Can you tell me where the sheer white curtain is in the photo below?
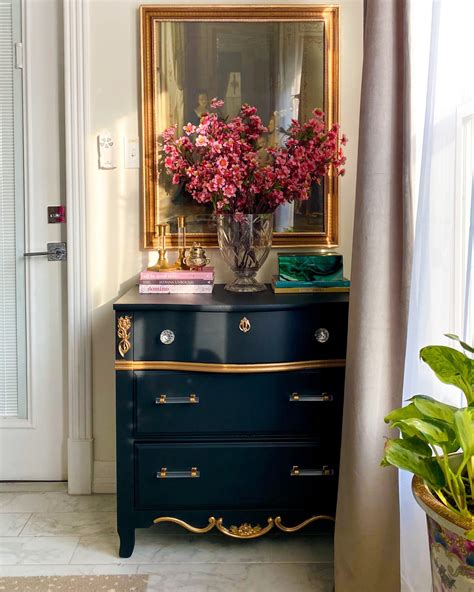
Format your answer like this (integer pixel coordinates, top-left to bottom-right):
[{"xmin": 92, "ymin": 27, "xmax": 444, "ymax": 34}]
[{"xmin": 401, "ymin": 1, "xmax": 474, "ymax": 590}]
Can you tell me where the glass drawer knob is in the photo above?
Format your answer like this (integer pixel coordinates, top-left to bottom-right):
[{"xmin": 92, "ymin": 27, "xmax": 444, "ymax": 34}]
[
  {"xmin": 160, "ymin": 329, "xmax": 175, "ymax": 345},
  {"xmin": 314, "ymin": 328, "xmax": 330, "ymax": 343}
]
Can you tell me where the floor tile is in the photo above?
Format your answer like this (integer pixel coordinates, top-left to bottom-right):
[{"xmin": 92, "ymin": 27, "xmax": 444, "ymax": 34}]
[
  {"xmin": 0, "ymin": 513, "xmax": 31, "ymax": 536},
  {"xmin": 0, "ymin": 536, "xmax": 79, "ymax": 565},
  {"xmin": 142, "ymin": 563, "xmax": 334, "ymax": 592},
  {"xmin": 0, "ymin": 564, "xmax": 139, "ymax": 577},
  {"xmin": 0, "ymin": 492, "xmax": 116, "ymax": 513},
  {"xmin": 20, "ymin": 512, "xmax": 116, "ymax": 537},
  {"xmin": 0, "ymin": 482, "xmax": 67, "ymax": 493},
  {"xmin": 70, "ymin": 533, "xmax": 332, "ymax": 565}
]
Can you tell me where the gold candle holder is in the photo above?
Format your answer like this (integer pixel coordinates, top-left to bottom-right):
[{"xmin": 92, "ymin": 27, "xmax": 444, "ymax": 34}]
[
  {"xmin": 148, "ymin": 224, "xmax": 176, "ymax": 271},
  {"xmin": 175, "ymin": 215, "xmax": 189, "ymax": 270}
]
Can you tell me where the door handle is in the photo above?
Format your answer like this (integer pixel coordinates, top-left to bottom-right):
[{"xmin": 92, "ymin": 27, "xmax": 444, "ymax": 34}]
[{"xmin": 24, "ymin": 242, "xmax": 67, "ymax": 261}]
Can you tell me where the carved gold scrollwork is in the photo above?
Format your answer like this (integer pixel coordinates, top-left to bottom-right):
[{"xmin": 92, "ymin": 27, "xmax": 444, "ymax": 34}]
[
  {"xmin": 117, "ymin": 316, "xmax": 132, "ymax": 358},
  {"xmin": 153, "ymin": 516, "xmax": 217, "ymax": 534},
  {"xmin": 216, "ymin": 517, "xmax": 274, "ymax": 539},
  {"xmin": 152, "ymin": 515, "xmax": 335, "ymax": 538},
  {"xmin": 274, "ymin": 515, "xmax": 335, "ymax": 533}
]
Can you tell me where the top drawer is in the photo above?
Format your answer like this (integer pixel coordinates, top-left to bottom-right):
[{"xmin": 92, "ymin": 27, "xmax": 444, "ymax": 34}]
[{"xmin": 117, "ymin": 304, "xmax": 348, "ymax": 364}]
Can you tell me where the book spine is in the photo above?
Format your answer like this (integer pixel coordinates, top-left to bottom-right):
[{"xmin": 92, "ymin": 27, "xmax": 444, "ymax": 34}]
[
  {"xmin": 273, "ymin": 278, "xmax": 350, "ymax": 288},
  {"xmin": 140, "ymin": 269, "xmax": 214, "ymax": 281},
  {"xmin": 139, "ymin": 285, "xmax": 214, "ymax": 294},
  {"xmin": 272, "ymin": 286, "xmax": 350, "ymax": 294},
  {"xmin": 139, "ymin": 279, "xmax": 213, "ymax": 286}
]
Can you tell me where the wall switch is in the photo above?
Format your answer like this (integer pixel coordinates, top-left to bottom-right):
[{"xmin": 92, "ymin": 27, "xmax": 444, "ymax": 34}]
[
  {"xmin": 124, "ymin": 137, "xmax": 140, "ymax": 169},
  {"xmin": 98, "ymin": 132, "xmax": 116, "ymax": 169}
]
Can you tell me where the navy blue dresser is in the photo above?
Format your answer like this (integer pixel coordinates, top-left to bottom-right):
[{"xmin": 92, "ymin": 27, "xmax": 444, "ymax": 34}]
[{"xmin": 114, "ymin": 285, "xmax": 348, "ymax": 557}]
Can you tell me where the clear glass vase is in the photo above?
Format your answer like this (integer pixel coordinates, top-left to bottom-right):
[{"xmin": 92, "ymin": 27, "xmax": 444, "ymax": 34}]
[{"xmin": 216, "ymin": 213, "xmax": 273, "ymax": 292}]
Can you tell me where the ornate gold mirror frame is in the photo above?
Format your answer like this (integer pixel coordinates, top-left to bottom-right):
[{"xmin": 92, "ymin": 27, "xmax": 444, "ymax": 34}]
[{"xmin": 140, "ymin": 5, "xmax": 339, "ymax": 249}]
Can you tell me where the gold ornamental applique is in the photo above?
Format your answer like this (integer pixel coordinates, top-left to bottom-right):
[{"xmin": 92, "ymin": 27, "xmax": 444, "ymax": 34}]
[
  {"xmin": 117, "ymin": 316, "xmax": 132, "ymax": 358},
  {"xmin": 239, "ymin": 317, "xmax": 251, "ymax": 333}
]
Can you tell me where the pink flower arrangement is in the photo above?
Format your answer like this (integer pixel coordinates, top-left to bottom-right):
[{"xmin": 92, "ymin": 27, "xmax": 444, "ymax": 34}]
[{"xmin": 161, "ymin": 98, "xmax": 347, "ymax": 215}]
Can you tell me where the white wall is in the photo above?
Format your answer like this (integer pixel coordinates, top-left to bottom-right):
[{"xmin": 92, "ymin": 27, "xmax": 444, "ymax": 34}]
[{"xmin": 87, "ymin": 0, "xmax": 363, "ymax": 490}]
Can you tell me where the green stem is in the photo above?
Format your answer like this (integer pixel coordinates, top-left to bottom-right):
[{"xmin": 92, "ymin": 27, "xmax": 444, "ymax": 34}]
[
  {"xmin": 440, "ymin": 450, "xmax": 462, "ymax": 511},
  {"xmin": 436, "ymin": 489, "xmax": 459, "ymax": 514}
]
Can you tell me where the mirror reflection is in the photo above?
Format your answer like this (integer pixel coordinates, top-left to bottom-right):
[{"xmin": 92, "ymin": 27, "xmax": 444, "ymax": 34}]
[{"xmin": 153, "ymin": 21, "xmax": 325, "ymax": 235}]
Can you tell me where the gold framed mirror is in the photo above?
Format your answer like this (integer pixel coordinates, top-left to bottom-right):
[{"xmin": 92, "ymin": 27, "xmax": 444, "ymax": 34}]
[{"xmin": 140, "ymin": 5, "xmax": 339, "ymax": 249}]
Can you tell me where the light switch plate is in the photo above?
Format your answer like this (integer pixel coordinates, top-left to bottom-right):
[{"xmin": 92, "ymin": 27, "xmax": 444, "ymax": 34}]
[
  {"xmin": 124, "ymin": 137, "xmax": 140, "ymax": 169},
  {"xmin": 98, "ymin": 132, "xmax": 116, "ymax": 169}
]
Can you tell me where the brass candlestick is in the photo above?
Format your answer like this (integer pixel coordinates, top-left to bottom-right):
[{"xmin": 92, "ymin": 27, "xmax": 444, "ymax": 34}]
[
  {"xmin": 175, "ymin": 215, "xmax": 189, "ymax": 270},
  {"xmin": 148, "ymin": 224, "xmax": 176, "ymax": 271}
]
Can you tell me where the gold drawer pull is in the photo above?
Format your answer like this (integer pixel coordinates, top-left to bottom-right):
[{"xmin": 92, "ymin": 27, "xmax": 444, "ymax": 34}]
[
  {"xmin": 157, "ymin": 467, "xmax": 199, "ymax": 479},
  {"xmin": 291, "ymin": 465, "xmax": 334, "ymax": 477},
  {"xmin": 155, "ymin": 394, "xmax": 199, "ymax": 405},
  {"xmin": 290, "ymin": 392, "xmax": 333, "ymax": 402}
]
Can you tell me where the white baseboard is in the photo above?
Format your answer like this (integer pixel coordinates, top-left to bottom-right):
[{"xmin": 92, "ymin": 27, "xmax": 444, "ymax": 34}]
[
  {"xmin": 67, "ymin": 438, "xmax": 93, "ymax": 494},
  {"xmin": 93, "ymin": 460, "xmax": 116, "ymax": 493}
]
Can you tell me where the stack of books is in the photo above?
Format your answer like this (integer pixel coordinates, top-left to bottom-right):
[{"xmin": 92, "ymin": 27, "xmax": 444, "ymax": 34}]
[
  {"xmin": 272, "ymin": 252, "xmax": 350, "ymax": 294},
  {"xmin": 139, "ymin": 267, "xmax": 215, "ymax": 294}
]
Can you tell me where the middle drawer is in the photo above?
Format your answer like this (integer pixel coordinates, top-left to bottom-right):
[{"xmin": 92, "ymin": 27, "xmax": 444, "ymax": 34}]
[{"xmin": 134, "ymin": 369, "xmax": 344, "ymax": 438}]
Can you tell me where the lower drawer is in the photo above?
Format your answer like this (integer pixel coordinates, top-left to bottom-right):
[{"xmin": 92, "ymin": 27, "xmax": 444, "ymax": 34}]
[
  {"xmin": 134, "ymin": 442, "xmax": 337, "ymax": 511},
  {"xmin": 134, "ymin": 370, "xmax": 344, "ymax": 437}
]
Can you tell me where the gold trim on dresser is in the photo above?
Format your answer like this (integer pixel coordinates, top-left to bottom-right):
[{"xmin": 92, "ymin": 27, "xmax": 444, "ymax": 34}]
[
  {"xmin": 115, "ymin": 359, "xmax": 346, "ymax": 373},
  {"xmin": 274, "ymin": 515, "xmax": 335, "ymax": 532},
  {"xmin": 153, "ymin": 515, "xmax": 335, "ymax": 538},
  {"xmin": 117, "ymin": 316, "xmax": 132, "ymax": 358},
  {"xmin": 153, "ymin": 516, "xmax": 217, "ymax": 534}
]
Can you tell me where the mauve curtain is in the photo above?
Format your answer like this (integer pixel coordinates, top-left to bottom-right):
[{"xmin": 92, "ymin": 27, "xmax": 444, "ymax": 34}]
[{"xmin": 334, "ymin": 1, "xmax": 413, "ymax": 591}]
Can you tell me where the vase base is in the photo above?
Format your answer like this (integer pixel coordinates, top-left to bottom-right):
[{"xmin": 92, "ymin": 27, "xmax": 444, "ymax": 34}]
[{"xmin": 224, "ymin": 277, "xmax": 267, "ymax": 293}]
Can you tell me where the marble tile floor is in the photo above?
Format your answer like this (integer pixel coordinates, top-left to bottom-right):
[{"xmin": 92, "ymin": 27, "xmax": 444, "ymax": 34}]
[{"xmin": 0, "ymin": 482, "xmax": 334, "ymax": 591}]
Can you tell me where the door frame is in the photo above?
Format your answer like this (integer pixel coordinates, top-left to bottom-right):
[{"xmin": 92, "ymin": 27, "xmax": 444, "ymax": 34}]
[{"xmin": 63, "ymin": 0, "xmax": 93, "ymax": 494}]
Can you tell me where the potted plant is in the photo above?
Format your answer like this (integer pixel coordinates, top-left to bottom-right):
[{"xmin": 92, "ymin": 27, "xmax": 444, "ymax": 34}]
[
  {"xmin": 161, "ymin": 99, "xmax": 346, "ymax": 292},
  {"xmin": 382, "ymin": 334, "xmax": 474, "ymax": 591}
]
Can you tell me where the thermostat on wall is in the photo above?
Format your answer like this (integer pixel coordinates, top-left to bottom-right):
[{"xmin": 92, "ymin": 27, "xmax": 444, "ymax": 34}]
[{"xmin": 98, "ymin": 132, "xmax": 116, "ymax": 169}]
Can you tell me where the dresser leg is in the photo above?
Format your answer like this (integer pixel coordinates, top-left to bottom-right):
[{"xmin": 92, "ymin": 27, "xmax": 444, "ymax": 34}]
[{"xmin": 118, "ymin": 528, "xmax": 135, "ymax": 558}]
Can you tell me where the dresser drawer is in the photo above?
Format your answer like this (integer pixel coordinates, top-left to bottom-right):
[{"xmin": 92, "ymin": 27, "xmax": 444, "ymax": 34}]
[
  {"xmin": 134, "ymin": 442, "xmax": 337, "ymax": 511},
  {"xmin": 131, "ymin": 305, "xmax": 348, "ymax": 364},
  {"xmin": 134, "ymin": 369, "xmax": 344, "ymax": 438}
]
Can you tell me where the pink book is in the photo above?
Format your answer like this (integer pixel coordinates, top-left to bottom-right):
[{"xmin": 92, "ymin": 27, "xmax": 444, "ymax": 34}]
[
  {"xmin": 140, "ymin": 267, "xmax": 214, "ymax": 281},
  {"xmin": 139, "ymin": 284, "xmax": 214, "ymax": 294}
]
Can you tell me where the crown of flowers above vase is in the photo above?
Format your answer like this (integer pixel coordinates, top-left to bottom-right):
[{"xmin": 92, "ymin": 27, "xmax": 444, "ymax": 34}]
[{"xmin": 161, "ymin": 98, "xmax": 347, "ymax": 216}]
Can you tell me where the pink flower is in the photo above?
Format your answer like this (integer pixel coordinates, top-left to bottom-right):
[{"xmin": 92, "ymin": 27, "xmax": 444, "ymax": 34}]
[
  {"xmin": 164, "ymin": 156, "xmax": 175, "ymax": 169},
  {"xmin": 214, "ymin": 175, "xmax": 225, "ymax": 189},
  {"xmin": 172, "ymin": 173, "xmax": 181, "ymax": 184},
  {"xmin": 210, "ymin": 98, "xmax": 224, "ymax": 109},
  {"xmin": 162, "ymin": 125, "xmax": 177, "ymax": 141},
  {"xmin": 217, "ymin": 156, "xmax": 228, "ymax": 170},
  {"xmin": 223, "ymin": 184, "xmax": 236, "ymax": 198},
  {"xmin": 233, "ymin": 211, "xmax": 246, "ymax": 223},
  {"xmin": 183, "ymin": 123, "xmax": 196, "ymax": 135},
  {"xmin": 195, "ymin": 134, "xmax": 208, "ymax": 147}
]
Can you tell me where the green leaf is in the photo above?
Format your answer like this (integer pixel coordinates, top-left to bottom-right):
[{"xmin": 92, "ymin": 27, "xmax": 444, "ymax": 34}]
[
  {"xmin": 392, "ymin": 418, "xmax": 449, "ymax": 445},
  {"xmin": 391, "ymin": 418, "xmax": 459, "ymax": 453},
  {"xmin": 465, "ymin": 529, "xmax": 474, "ymax": 541},
  {"xmin": 420, "ymin": 345, "xmax": 473, "ymax": 404},
  {"xmin": 384, "ymin": 403, "xmax": 423, "ymax": 424},
  {"xmin": 401, "ymin": 435, "xmax": 432, "ymax": 457},
  {"xmin": 453, "ymin": 407, "xmax": 474, "ymax": 458},
  {"xmin": 411, "ymin": 395, "xmax": 457, "ymax": 425},
  {"xmin": 445, "ymin": 334, "xmax": 474, "ymax": 354},
  {"xmin": 382, "ymin": 439, "xmax": 445, "ymax": 490}
]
